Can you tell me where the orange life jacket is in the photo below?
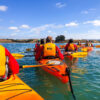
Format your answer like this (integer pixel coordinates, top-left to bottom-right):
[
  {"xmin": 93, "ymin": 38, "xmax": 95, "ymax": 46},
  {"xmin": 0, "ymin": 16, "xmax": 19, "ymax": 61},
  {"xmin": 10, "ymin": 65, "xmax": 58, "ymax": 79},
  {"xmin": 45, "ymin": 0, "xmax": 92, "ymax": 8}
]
[
  {"xmin": 44, "ymin": 43, "xmax": 56, "ymax": 57},
  {"xmin": 68, "ymin": 43, "xmax": 75, "ymax": 51}
]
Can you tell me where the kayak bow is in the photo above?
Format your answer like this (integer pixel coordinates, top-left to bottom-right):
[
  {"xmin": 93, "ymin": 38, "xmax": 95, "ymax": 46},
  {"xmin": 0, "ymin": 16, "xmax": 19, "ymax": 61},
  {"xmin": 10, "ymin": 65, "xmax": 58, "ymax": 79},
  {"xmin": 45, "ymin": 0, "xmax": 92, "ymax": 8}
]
[
  {"xmin": 38, "ymin": 58, "xmax": 69, "ymax": 84},
  {"xmin": 0, "ymin": 75, "xmax": 44, "ymax": 100}
]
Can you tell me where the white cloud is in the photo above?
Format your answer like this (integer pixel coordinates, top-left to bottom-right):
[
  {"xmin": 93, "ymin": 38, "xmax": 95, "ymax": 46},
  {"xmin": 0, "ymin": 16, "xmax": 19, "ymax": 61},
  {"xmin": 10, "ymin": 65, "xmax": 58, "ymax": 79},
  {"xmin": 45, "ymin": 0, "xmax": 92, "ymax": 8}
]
[
  {"xmin": 81, "ymin": 11, "xmax": 88, "ymax": 14},
  {"xmin": 81, "ymin": 8, "xmax": 96, "ymax": 14},
  {"xmin": 84, "ymin": 20, "xmax": 100, "ymax": 26},
  {"xmin": 47, "ymin": 30, "xmax": 52, "ymax": 33},
  {"xmin": 30, "ymin": 24, "xmax": 64, "ymax": 34},
  {"xmin": 30, "ymin": 24, "xmax": 49, "ymax": 34},
  {"xmin": 8, "ymin": 26, "xmax": 20, "ymax": 32},
  {"xmin": 65, "ymin": 22, "xmax": 78, "ymax": 27},
  {"xmin": 47, "ymin": 30, "xmax": 56, "ymax": 34},
  {"xmin": 20, "ymin": 24, "xmax": 30, "ymax": 29},
  {"xmin": 82, "ymin": 30, "xmax": 100, "ymax": 39},
  {"xmin": 0, "ymin": 5, "xmax": 8, "ymax": 11},
  {"xmin": 8, "ymin": 27, "xmax": 18, "ymax": 30},
  {"xmin": 50, "ymin": 24, "xmax": 64, "ymax": 28},
  {"xmin": 10, "ymin": 33, "xmax": 17, "ymax": 36},
  {"xmin": 56, "ymin": 2, "xmax": 66, "ymax": 8}
]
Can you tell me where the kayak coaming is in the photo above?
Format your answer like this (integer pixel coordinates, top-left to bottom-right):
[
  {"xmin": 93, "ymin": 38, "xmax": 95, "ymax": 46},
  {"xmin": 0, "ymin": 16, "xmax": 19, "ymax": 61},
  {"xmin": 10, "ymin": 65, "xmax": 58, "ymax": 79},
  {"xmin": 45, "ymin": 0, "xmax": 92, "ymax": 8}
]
[
  {"xmin": 38, "ymin": 58, "xmax": 69, "ymax": 84},
  {"xmin": 0, "ymin": 75, "xmax": 44, "ymax": 100}
]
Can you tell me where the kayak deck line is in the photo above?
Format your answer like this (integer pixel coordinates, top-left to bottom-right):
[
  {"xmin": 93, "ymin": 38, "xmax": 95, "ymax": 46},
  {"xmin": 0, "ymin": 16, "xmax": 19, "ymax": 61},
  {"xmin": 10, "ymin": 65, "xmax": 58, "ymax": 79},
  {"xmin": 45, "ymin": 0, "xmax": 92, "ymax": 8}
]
[
  {"xmin": 38, "ymin": 59, "xmax": 69, "ymax": 84},
  {"xmin": 0, "ymin": 75, "xmax": 44, "ymax": 100}
]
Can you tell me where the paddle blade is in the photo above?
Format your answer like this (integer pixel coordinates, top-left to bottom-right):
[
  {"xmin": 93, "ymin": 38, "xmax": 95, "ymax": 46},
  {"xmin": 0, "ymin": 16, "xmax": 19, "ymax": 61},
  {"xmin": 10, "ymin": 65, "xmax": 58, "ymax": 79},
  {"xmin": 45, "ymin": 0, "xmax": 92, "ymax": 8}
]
[
  {"xmin": 12, "ymin": 53, "xmax": 24, "ymax": 59},
  {"xmin": 95, "ymin": 45, "xmax": 100, "ymax": 48},
  {"xmin": 26, "ymin": 48, "xmax": 32, "ymax": 51}
]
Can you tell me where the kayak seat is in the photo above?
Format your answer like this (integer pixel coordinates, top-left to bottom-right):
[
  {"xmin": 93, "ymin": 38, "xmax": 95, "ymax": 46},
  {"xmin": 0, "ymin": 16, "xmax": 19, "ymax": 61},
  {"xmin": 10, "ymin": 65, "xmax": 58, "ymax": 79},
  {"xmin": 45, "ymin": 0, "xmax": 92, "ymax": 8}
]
[{"xmin": 44, "ymin": 56, "xmax": 56, "ymax": 59}]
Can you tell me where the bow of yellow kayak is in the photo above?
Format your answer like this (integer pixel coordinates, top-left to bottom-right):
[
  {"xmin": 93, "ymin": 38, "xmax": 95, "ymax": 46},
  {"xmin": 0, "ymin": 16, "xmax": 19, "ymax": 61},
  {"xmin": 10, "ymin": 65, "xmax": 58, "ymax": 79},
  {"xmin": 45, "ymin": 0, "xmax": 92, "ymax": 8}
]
[
  {"xmin": 71, "ymin": 52, "xmax": 88, "ymax": 57},
  {"xmin": 0, "ymin": 75, "xmax": 44, "ymax": 100},
  {"xmin": 64, "ymin": 52, "xmax": 88, "ymax": 58}
]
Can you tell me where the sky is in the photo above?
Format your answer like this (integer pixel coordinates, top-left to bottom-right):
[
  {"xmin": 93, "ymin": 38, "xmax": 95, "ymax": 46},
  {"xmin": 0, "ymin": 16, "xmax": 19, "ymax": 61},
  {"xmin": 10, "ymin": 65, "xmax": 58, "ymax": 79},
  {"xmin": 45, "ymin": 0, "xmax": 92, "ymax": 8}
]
[{"xmin": 0, "ymin": 0, "xmax": 100, "ymax": 39}]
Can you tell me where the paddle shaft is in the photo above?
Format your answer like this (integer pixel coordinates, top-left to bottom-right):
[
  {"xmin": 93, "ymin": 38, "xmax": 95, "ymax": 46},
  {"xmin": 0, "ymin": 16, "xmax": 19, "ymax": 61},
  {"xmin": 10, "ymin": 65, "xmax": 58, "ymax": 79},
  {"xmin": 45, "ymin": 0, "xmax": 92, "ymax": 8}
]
[
  {"xmin": 22, "ymin": 63, "xmax": 55, "ymax": 68},
  {"xmin": 66, "ymin": 68, "xmax": 76, "ymax": 100}
]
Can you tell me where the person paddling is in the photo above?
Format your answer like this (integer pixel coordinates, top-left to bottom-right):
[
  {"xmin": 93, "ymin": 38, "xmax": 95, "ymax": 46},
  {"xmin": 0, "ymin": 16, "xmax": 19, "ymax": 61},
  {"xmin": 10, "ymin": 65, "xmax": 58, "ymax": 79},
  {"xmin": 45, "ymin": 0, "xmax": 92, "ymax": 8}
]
[
  {"xmin": 35, "ymin": 39, "xmax": 45, "ymax": 60},
  {"xmin": 85, "ymin": 40, "xmax": 89, "ymax": 47},
  {"xmin": 65, "ymin": 39, "xmax": 78, "ymax": 52},
  {"xmin": 0, "ymin": 45, "xmax": 19, "ymax": 81},
  {"xmin": 40, "ymin": 39, "xmax": 45, "ymax": 47},
  {"xmin": 77, "ymin": 40, "xmax": 81, "ymax": 46},
  {"xmin": 88, "ymin": 40, "xmax": 93, "ymax": 47},
  {"xmin": 35, "ymin": 36, "xmax": 64, "ymax": 61},
  {"xmin": 35, "ymin": 40, "xmax": 40, "ymax": 48}
]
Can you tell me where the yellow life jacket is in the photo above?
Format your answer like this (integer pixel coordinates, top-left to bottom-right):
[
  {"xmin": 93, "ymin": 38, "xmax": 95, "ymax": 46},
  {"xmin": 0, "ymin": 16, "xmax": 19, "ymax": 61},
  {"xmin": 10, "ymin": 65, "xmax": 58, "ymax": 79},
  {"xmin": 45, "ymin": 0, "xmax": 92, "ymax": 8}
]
[
  {"xmin": 44, "ymin": 43, "xmax": 56, "ymax": 57},
  {"xmin": 0, "ymin": 45, "xmax": 6, "ymax": 77},
  {"xmin": 68, "ymin": 43, "xmax": 75, "ymax": 51}
]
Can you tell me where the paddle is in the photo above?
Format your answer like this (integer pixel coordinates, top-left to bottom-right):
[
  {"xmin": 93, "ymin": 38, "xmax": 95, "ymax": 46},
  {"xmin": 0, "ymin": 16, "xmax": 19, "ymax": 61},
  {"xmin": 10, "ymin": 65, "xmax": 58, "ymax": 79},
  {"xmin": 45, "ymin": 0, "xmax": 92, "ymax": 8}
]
[
  {"xmin": 66, "ymin": 68, "xmax": 76, "ymax": 100},
  {"xmin": 19, "ymin": 63, "xmax": 55, "ymax": 69},
  {"xmin": 22, "ymin": 63, "xmax": 54, "ymax": 68},
  {"xmin": 12, "ymin": 53, "xmax": 34, "ymax": 59}
]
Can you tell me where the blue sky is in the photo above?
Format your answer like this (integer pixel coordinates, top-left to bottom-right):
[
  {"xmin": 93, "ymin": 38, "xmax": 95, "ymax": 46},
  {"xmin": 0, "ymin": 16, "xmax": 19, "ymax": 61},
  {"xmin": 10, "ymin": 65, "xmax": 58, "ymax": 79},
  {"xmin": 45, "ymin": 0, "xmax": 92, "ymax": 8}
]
[{"xmin": 0, "ymin": 0, "xmax": 100, "ymax": 39}]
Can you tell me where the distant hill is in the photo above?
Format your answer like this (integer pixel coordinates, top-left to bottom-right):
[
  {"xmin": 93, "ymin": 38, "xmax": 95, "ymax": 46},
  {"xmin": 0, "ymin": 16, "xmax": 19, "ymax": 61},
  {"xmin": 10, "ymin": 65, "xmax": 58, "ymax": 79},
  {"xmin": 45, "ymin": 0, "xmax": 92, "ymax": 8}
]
[
  {"xmin": 0, "ymin": 39, "xmax": 99, "ymax": 43},
  {"xmin": 0, "ymin": 39, "xmax": 37, "ymax": 43}
]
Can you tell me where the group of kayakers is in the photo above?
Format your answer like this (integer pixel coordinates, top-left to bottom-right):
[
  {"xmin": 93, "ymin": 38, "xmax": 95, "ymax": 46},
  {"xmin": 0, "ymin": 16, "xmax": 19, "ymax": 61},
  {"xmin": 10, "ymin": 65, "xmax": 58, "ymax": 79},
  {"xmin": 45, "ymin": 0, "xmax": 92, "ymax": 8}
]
[
  {"xmin": 34, "ymin": 37, "xmax": 94, "ymax": 61},
  {"xmin": 34, "ymin": 36, "xmax": 64, "ymax": 61},
  {"xmin": 0, "ymin": 36, "xmax": 93, "ymax": 82},
  {"xmin": 77, "ymin": 40, "xmax": 93, "ymax": 47}
]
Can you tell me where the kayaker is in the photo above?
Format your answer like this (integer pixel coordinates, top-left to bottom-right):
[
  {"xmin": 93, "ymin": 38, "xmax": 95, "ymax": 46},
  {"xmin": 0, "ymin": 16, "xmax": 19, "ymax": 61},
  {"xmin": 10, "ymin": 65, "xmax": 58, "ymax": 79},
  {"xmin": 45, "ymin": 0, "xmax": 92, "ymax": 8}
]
[
  {"xmin": 40, "ymin": 39, "xmax": 45, "ymax": 47},
  {"xmin": 35, "ymin": 36, "xmax": 64, "ymax": 61},
  {"xmin": 85, "ymin": 40, "xmax": 89, "ymax": 47},
  {"xmin": 35, "ymin": 39, "xmax": 45, "ymax": 60},
  {"xmin": 35, "ymin": 40, "xmax": 40, "ymax": 48},
  {"xmin": 65, "ymin": 39, "xmax": 78, "ymax": 52},
  {"xmin": 34, "ymin": 40, "xmax": 40, "ymax": 58},
  {"xmin": 0, "ymin": 45, "xmax": 19, "ymax": 81},
  {"xmin": 77, "ymin": 40, "xmax": 81, "ymax": 46},
  {"xmin": 89, "ymin": 40, "xmax": 93, "ymax": 47}
]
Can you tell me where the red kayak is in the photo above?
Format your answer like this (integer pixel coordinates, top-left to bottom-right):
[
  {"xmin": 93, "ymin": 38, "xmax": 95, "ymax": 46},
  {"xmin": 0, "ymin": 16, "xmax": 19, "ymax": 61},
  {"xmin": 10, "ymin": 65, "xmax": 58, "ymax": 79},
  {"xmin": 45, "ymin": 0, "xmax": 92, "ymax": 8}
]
[{"xmin": 38, "ymin": 58, "xmax": 69, "ymax": 84}]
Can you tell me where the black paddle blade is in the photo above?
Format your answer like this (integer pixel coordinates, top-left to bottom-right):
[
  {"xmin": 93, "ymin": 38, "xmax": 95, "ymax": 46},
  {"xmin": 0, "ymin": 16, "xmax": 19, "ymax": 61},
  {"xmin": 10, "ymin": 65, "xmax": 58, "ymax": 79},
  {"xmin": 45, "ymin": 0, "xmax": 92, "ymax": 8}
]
[{"xmin": 66, "ymin": 68, "xmax": 76, "ymax": 100}]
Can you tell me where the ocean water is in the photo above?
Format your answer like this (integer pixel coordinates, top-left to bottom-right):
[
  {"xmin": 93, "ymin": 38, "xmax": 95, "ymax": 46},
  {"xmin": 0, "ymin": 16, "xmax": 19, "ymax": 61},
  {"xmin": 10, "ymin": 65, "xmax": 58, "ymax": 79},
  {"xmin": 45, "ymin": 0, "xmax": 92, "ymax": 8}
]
[{"xmin": 1, "ymin": 43, "xmax": 100, "ymax": 100}]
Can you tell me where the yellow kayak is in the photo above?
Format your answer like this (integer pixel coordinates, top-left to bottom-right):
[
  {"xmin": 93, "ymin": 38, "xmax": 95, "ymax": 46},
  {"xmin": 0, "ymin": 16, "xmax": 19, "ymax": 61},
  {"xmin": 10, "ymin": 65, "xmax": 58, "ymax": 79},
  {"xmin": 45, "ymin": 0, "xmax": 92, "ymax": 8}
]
[
  {"xmin": 0, "ymin": 75, "xmax": 44, "ymax": 100},
  {"xmin": 71, "ymin": 52, "xmax": 88, "ymax": 58},
  {"xmin": 81, "ymin": 47, "xmax": 93, "ymax": 52},
  {"xmin": 64, "ymin": 52, "xmax": 88, "ymax": 58}
]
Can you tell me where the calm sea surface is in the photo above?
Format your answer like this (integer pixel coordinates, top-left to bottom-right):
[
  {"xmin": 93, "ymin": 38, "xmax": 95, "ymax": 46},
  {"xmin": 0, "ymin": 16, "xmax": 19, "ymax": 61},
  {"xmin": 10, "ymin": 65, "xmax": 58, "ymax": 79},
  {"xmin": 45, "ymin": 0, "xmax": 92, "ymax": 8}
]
[{"xmin": 1, "ymin": 43, "xmax": 100, "ymax": 100}]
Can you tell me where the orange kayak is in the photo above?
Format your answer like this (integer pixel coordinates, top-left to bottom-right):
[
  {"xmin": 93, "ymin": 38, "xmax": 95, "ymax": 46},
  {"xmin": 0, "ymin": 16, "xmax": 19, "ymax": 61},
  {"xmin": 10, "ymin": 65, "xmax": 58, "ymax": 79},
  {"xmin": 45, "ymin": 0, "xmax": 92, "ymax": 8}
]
[
  {"xmin": 59, "ymin": 45, "xmax": 65, "ymax": 49},
  {"xmin": 38, "ymin": 58, "xmax": 69, "ymax": 84},
  {"xmin": 0, "ymin": 75, "xmax": 44, "ymax": 100}
]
